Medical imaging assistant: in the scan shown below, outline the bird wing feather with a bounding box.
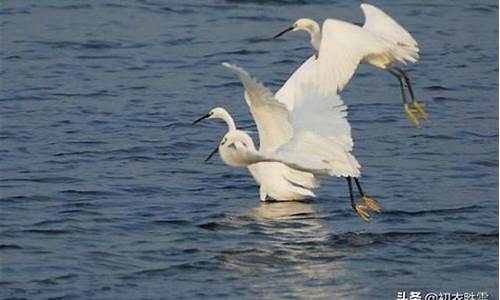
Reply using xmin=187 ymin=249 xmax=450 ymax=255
xmin=260 ymin=80 xmax=361 ymax=177
xmin=277 ymin=7 xmax=419 ymax=106
xmin=361 ymin=3 xmax=419 ymax=54
xmin=316 ymin=19 xmax=392 ymax=95
xmin=274 ymin=56 xmax=316 ymax=111
xmin=222 ymin=62 xmax=293 ymax=152
xmin=314 ymin=18 xmax=418 ymax=97
xmin=273 ymin=82 xmax=360 ymax=177
xmin=223 ymin=63 xmax=359 ymax=177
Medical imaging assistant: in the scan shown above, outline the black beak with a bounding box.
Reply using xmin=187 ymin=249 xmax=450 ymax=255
xmin=192 ymin=114 xmax=210 ymax=125
xmin=205 ymin=145 xmax=219 ymax=162
xmin=273 ymin=26 xmax=295 ymax=39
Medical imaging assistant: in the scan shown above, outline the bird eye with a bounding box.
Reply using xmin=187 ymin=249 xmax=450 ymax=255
xmin=221 ymin=138 xmax=227 ymax=145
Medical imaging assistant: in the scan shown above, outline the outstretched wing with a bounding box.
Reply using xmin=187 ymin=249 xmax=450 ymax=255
xmin=274 ymin=82 xmax=361 ymax=177
xmin=361 ymin=3 xmax=419 ymax=55
xmin=222 ymin=62 xmax=293 ymax=152
xmin=276 ymin=6 xmax=419 ymax=105
xmin=274 ymin=55 xmax=316 ymax=111
xmin=314 ymin=19 xmax=418 ymax=96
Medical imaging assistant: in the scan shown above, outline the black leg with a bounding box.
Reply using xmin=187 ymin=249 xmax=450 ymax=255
xmin=393 ymin=66 xmax=417 ymax=103
xmin=346 ymin=177 xmax=356 ymax=210
xmin=353 ymin=178 xmax=365 ymax=197
xmin=387 ymin=68 xmax=409 ymax=105
xmin=392 ymin=67 xmax=430 ymax=123
xmin=387 ymin=67 xmax=420 ymax=127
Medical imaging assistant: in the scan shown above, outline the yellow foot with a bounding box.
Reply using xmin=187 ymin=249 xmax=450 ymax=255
xmin=354 ymin=204 xmax=371 ymax=222
xmin=404 ymin=104 xmax=420 ymax=128
xmin=412 ymin=101 xmax=431 ymax=123
xmin=363 ymin=196 xmax=381 ymax=213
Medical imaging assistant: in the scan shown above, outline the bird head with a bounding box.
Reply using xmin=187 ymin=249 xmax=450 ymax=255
xmin=192 ymin=107 xmax=230 ymax=124
xmin=204 ymin=130 xmax=255 ymax=163
xmin=273 ymin=18 xmax=319 ymax=38
xmin=222 ymin=130 xmax=255 ymax=151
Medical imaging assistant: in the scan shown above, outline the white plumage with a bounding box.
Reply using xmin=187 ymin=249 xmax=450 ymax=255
xmin=272 ymin=3 xmax=429 ymax=128
xmin=205 ymin=63 xmax=379 ymax=220
xmin=361 ymin=3 xmax=418 ymax=53
xmin=274 ymin=4 xmax=419 ymax=96
xmin=220 ymin=63 xmax=360 ymax=178
xmin=316 ymin=17 xmax=418 ymax=95
xmin=192 ymin=4 xmax=400 ymax=219
xmin=222 ymin=62 xmax=293 ymax=153
xmin=193 ymin=106 xmax=317 ymax=201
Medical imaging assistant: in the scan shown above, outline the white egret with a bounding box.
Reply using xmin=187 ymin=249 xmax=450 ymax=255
xmin=193 ymin=107 xmax=318 ymax=201
xmin=195 ymin=63 xmax=380 ymax=221
xmin=273 ymin=3 xmax=430 ymax=128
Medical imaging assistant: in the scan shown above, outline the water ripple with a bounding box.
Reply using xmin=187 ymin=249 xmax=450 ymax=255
xmin=1 ymin=1 xmax=497 ymax=299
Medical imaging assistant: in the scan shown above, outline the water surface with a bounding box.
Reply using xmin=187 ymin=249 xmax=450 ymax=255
xmin=1 ymin=0 xmax=498 ymax=299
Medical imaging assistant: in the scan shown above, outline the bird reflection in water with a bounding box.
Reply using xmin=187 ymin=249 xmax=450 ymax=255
xmin=220 ymin=200 xmax=365 ymax=299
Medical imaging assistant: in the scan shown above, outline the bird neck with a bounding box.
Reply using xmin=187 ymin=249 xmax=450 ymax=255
xmin=221 ymin=112 xmax=237 ymax=131
xmin=306 ymin=21 xmax=321 ymax=51
xmin=311 ymin=31 xmax=321 ymax=51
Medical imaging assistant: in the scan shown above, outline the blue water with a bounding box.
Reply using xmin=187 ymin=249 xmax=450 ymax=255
xmin=1 ymin=1 xmax=498 ymax=299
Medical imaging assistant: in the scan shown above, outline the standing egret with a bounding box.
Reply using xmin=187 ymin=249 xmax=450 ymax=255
xmin=273 ymin=3 xmax=430 ymax=128
xmin=195 ymin=63 xmax=380 ymax=221
xmin=193 ymin=107 xmax=318 ymax=201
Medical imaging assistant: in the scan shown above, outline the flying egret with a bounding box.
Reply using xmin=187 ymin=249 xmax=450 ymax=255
xmin=272 ymin=3 xmax=430 ymax=128
xmin=193 ymin=107 xmax=318 ymax=201
xmin=194 ymin=63 xmax=380 ymax=221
